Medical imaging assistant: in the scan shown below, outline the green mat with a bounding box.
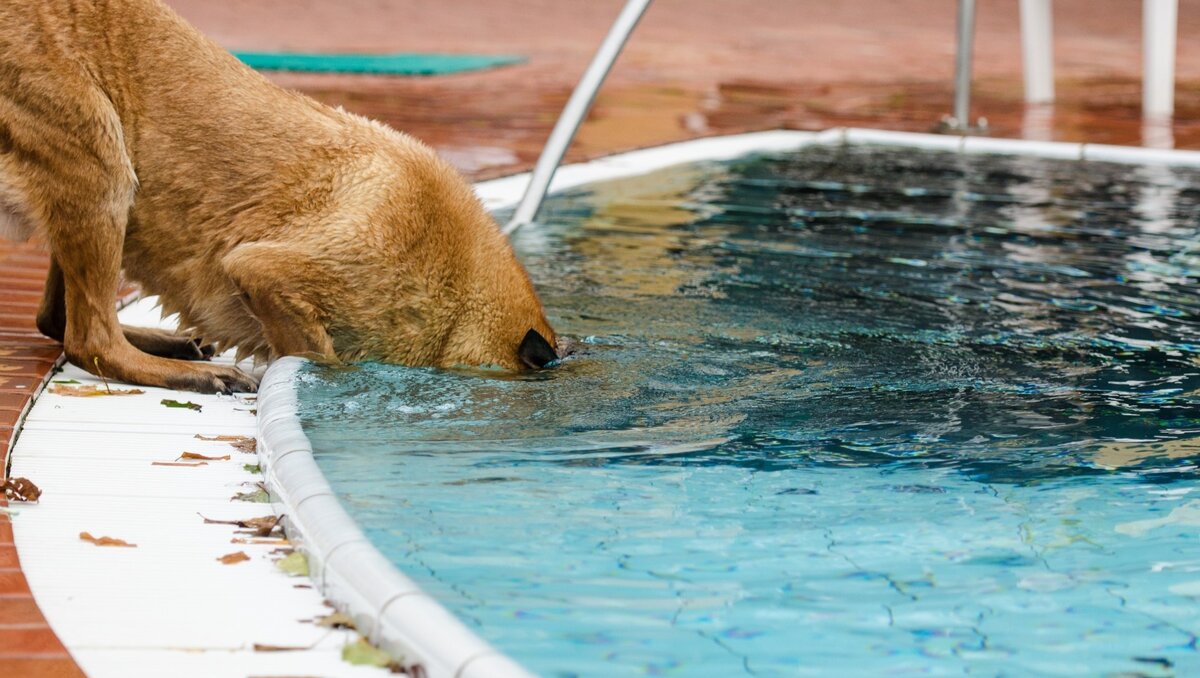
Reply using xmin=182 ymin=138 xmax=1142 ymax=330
xmin=232 ymin=51 xmax=524 ymax=76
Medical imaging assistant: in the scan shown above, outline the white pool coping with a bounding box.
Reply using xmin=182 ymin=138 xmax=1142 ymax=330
xmin=10 ymin=298 xmax=392 ymax=677
xmin=12 ymin=127 xmax=1200 ymax=678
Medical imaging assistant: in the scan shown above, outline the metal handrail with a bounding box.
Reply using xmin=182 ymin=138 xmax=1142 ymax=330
xmin=503 ymin=0 xmax=653 ymax=235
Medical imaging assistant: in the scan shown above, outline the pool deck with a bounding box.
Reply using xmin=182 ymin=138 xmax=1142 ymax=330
xmin=4 ymin=0 xmax=1200 ymax=674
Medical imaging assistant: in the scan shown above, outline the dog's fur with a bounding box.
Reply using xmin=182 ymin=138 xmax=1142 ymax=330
xmin=0 ymin=0 xmax=557 ymax=393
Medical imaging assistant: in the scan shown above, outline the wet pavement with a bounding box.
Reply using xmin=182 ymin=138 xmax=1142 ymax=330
xmin=174 ymin=0 xmax=1200 ymax=177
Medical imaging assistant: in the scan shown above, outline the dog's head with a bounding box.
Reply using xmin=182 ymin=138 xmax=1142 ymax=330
xmin=324 ymin=147 xmax=561 ymax=372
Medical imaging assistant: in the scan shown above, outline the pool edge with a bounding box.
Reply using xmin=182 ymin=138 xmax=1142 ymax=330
xmin=257 ymin=357 xmax=534 ymax=678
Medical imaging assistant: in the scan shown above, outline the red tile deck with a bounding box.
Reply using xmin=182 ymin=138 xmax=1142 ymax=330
xmin=3 ymin=0 xmax=1200 ymax=674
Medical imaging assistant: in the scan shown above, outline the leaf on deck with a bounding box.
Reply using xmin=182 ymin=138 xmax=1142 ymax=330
xmin=49 ymin=384 xmax=144 ymax=397
xmin=161 ymin=399 xmax=202 ymax=411
xmin=243 ymin=464 xmax=262 ymax=474
xmin=315 ymin=612 xmax=356 ymax=630
xmin=231 ymin=487 xmax=270 ymax=503
xmin=217 ymin=551 xmax=250 ymax=565
xmin=252 ymin=643 xmax=311 ymax=652
xmin=341 ymin=638 xmax=400 ymax=669
xmin=3 ymin=477 xmax=42 ymax=502
xmin=275 ymin=551 xmax=309 ymax=577
xmin=79 ymin=531 xmax=136 ymax=547
xmin=194 ymin=434 xmax=257 ymax=454
xmin=179 ymin=452 xmax=230 ymax=461
xmin=198 ymin=512 xmax=282 ymax=537
xmin=151 ymin=461 xmax=208 ymax=467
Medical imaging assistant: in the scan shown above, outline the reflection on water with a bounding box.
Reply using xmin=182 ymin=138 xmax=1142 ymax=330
xmin=301 ymin=146 xmax=1200 ymax=676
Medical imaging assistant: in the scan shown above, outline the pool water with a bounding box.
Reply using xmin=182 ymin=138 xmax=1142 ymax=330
xmin=299 ymin=145 xmax=1200 ymax=676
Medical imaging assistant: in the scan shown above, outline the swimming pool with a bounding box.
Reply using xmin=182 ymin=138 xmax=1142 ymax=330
xmin=296 ymin=141 xmax=1200 ymax=676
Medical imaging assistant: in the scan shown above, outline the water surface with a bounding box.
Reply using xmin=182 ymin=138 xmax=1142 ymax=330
xmin=301 ymin=145 xmax=1200 ymax=676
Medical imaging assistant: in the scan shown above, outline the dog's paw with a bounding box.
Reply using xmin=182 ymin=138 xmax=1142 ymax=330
xmin=168 ymin=365 xmax=258 ymax=395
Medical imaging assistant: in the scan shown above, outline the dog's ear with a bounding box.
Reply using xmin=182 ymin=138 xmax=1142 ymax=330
xmin=519 ymin=329 xmax=558 ymax=369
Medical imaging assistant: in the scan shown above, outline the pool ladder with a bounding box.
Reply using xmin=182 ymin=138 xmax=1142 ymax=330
xmin=504 ymin=0 xmax=652 ymax=235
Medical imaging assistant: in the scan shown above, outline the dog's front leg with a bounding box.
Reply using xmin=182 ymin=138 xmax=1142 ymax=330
xmin=41 ymin=158 xmax=252 ymax=391
xmin=51 ymin=212 xmax=256 ymax=394
xmin=37 ymin=256 xmax=215 ymax=361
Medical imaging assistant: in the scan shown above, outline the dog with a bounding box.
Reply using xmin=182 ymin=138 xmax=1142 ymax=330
xmin=0 ymin=0 xmax=559 ymax=394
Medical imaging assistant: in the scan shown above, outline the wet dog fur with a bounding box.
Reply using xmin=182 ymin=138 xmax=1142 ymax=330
xmin=0 ymin=0 xmax=557 ymax=394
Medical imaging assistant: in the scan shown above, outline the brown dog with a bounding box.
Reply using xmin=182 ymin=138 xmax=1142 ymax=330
xmin=0 ymin=0 xmax=558 ymax=394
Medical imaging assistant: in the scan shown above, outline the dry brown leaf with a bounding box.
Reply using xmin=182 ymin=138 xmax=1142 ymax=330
xmin=152 ymin=461 xmax=208 ymax=467
xmin=231 ymin=537 xmax=289 ymax=546
xmin=49 ymin=384 xmax=144 ymax=397
xmin=79 ymin=531 xmax=136 ymax=547
xmin=194 ymin=434 xmax=257 ymax=454
xmin=179 ymin=452 xmax=230 ymax=461
xmin=3 ymin=477 xmax=42 ymax=502
xmin=217 ymin=551 xmax=250 ymax=565
xmin=252 ymin=643 xmax=311 ymax=652
xmin=314 ymin=612 xmax=356 ymax=630
xmin=198 ymin=512 xmax=282 ymax=537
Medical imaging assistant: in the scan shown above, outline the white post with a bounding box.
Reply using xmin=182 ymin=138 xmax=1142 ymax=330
xmin=951 ymin=0 xmax=977 ymax=128
xmin=505 ymin=0 xmax=653 ymax=235
xmin=1143 ymin=0 xmax=1178 ymax=119
xmin=1019 ymin=0 xmax=1054 ymax=103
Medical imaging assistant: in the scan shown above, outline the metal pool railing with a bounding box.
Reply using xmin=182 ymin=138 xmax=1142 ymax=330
xmin=503 ymin=0 xmax=652 ymax=235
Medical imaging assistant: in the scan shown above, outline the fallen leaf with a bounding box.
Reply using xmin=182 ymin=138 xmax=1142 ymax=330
xmin=194 ymin=434 xmax=256 ymax=454
xmin=276 ymin=551 xmax=309 ymax=577
xmin=49 ymin=384 xmax=144 ymax=397
xmin=253 ymin=643 xmax=312 ymax=652
xmin=231 ymin=537 xmax=289 ymax=546
xmin=3 ymin=477 xmax=41 ymax=502
xmin=198 ymin=512 xmax=282 ymax=537
xmin=241 ymin=515 xmax=282 ymax=536
xmin=243 ymin=464 xmax=262 ymax=474
xmin=152 ymin=461 xmax=207 ymax=467
xmin=161 ymin=398 xmax=202 ymax=411
xmin=315 ymin=612 xmax=356 ymax=630
xmin=179 ymin=452 xmax=230 ymax=461
xmin=217 ymin=551 xmax=250 ymax=565
xmin=79 ymin=531 xmax=136 ymax=547
xmin=231 ymin=488 xmax=270 ymax=503
xmin=341 ymin=638 xmax=397 ymax=669
xmin=51 ymin=379 xmax=80 ymax=384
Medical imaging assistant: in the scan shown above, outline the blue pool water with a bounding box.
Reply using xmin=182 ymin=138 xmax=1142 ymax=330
xmin=299 ymin=145 xmax=1200 ymax=676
